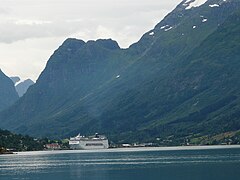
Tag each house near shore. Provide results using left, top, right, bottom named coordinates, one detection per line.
left=45, top=143, right=61, bottom=150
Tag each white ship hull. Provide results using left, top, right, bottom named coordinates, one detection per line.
left=69, top=134, right=109, bottom=150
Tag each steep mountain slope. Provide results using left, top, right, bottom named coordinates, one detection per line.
left=0, top=0, right=240, bottom=142
left=0, top=70, right=19, bottom=111
left=10, top=77, right=35, bottom=97
left=129, top=9, right=240, bottom=142
left=0, top=38, right=128, bottom=137
left=15, top=79, right=34, bottom=97
left=49, top=7, right=240, bottom=142
left=10, top=76, right=20, bottom=84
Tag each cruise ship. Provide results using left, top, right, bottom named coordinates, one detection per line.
left=69, top=133, right=109, bottom=150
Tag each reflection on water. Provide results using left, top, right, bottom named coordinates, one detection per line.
left=1, top=146, right=240, bottom=180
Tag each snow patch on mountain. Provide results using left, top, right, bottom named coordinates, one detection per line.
left=209, top=4, right=220, bottom=7
left=164, top=27, right=173, bottom=32
left=149, top=32, right=154, bottom=36
left=160, top=25, right=169, bottom=30
left=184, top=0, right=208, bottom=10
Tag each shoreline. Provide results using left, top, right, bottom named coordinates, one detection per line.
left=5, top=144, right=240, bottom=156
left=0, top=152, right=13, bottom=155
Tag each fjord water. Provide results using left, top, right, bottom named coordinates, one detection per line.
left=1, top=146, right=240, bottom=180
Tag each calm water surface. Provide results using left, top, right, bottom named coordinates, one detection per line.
left=1, top=146, right=240, bottom=180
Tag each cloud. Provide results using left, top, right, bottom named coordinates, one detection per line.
left=0, top=0, right=182, bottom=80
left=15, top=19, right=52, bottom=25
left=0, top=19, right=75, bottom=43
left=0, top=7, right=10, bottom=15
left=0, top=0, right=181, bottom=44
left=0, top=37, right=65, bottom=80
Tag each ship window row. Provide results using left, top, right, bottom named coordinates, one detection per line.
left=85, top=143, right=104, bottom=146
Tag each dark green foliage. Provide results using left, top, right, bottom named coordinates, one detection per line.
left=0, top=129, right=45, bottom=151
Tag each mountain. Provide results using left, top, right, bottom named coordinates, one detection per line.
left=10, top=77, right=35, bottom=97
left=0, top=70, right=19, bottom=112
left=0, top=0, right=240, bottom=144
left=10, top=76, right=20, bottom=84
left=15, top=79, right=35, bottom=97
left=0, top=38, right=125, bottom=138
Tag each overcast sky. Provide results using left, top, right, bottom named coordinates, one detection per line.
left=0, top=0, right=182, bottom=81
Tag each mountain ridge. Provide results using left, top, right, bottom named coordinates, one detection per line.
left=0, top=70, right=19, bottom=112
left=0, top=0, right=240, bottom=143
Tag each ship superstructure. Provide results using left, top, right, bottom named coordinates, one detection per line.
left=69, top=133, right=109, bottom=150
